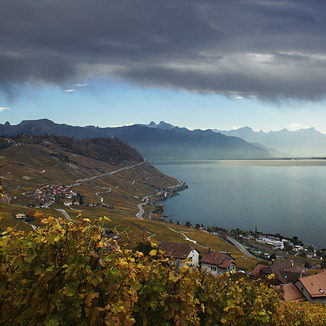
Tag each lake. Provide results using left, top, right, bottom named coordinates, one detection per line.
left=154, top=160, right=326, bottom=249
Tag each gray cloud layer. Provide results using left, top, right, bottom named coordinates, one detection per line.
left=1, top=0, right=326, bottom=101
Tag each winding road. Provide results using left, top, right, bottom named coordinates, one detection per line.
left=226, top=235, right=256, bottom=257
left=167, top=226, right=256, bottom=258
left=136, top=196, right=151, bottom=219
left=167, top=226, right=209, bottom=249
left=55, top=208, right=74, bottom=221
left=72, top=161, right=145, bottom=185
left=95, top=188, right=111, bottom=203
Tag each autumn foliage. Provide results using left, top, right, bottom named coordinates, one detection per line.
left=1, top=217, right=326, bottom=325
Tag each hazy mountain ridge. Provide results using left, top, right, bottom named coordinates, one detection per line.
left=0, top=119, right=271, bottom=160
left=215, top=126, right=326, bottom=157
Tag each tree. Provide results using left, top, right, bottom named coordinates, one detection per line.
left=307, top=245, right=314, bottom=252
left=185, top=221, right=192, bottom=227
left=269, top=253, right=276, bottom=261
left=292, top=236, right=299, bottom=245
left=284, top=241, right=293, bottom=251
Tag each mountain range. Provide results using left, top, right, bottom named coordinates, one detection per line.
left=2, top=119, right=326, bottom=159
left=215, top=126, right=326, bottom=157
left=0, top=119, right=271, bottom=160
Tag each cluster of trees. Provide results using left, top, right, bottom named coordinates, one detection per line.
left=0, top=137, right=11, bottom=149
left=1, top=217, right=326, bottom=325
left=1, top=134, right=143, bottom=165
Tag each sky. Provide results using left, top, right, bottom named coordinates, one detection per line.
left=1, top=0, right=326, bottom=133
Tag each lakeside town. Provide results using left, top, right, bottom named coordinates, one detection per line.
left=16, top=180, right=326, bottom=270
left=10, top=177, right=326, bottom=306
left=164, top=219, right=326, bottom=270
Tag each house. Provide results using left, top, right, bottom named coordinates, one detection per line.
left=278, top=283, right=307, bottom=302
left=252, top=259, right=309, bottom=284
left=158, top=242, right=200, bottom=267
left=200, top=250, right=236, bottom=275
left=251, top=264, right=268, bottom=277
left=256, top=236, right=285, bottom=249
left=15, top=213, right=26, bottom=219
left=294, top=269, right=326, bottom=303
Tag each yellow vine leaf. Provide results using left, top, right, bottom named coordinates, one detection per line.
left=85, top=292, right=99, bottom=307
left=149, top=249, right=157, bottom=257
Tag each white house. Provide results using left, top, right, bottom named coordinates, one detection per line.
left=15, top=214, right=26, bottom=219
left=200, top=250, right=236, bottom=275
left=158, top=242, right=200, bottom=267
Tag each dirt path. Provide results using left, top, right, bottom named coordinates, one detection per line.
left=72, top=161, right=145, bottom=185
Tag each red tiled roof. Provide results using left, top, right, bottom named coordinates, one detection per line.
left=158, top=242, right=197, bottom=259
left=280, top=283, right=307, bottom=302
left=200, top=251, right=234, bottom=269
left=260, top=259, right=308, bottom=284
left=287, top=265, right=307, bottom=274
left=297, top=269, right=326, bottom=298
left=251, top=264, right=268, bottom=277
left=219, top=259, right=233, bottom=269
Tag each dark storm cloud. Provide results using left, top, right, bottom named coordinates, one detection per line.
left=1, top=0, right=326, bottom=101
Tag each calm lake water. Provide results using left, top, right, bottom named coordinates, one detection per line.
left=154, top=160, right=326, bottom=249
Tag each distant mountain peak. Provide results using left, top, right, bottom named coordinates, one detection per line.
left=20, top=118, right=55, bottom=126
left=147, top=121, right=176, bottom=130
left=157, top=121, right=175, bottom=130
left=295, top=127, right=318, bottom=134
left=236, top=126, right=253, bottom=131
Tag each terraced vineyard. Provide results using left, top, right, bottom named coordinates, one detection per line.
left=0, top=135, right=258, bottom=271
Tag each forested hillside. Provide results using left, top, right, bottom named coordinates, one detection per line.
left=1, top=134, right=143, bottom=165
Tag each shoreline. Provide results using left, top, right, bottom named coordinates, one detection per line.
left=153, top=160, right=326, bottom=250
left=155, top=183, right=325, bottom=266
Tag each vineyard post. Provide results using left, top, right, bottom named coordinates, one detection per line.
left=225, top=276, right=230, bottom=301
left=176, top=259, right=180, bottom=274
left=95, top=247, right=103, bottom=293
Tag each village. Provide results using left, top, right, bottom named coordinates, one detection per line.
left=234, top=232, right=326, bottom=266
left=157, top=241, right=326, bottom=304
left=26, top=185, right=78, bottom=204
left=164, top=219, right=326, bottom=267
